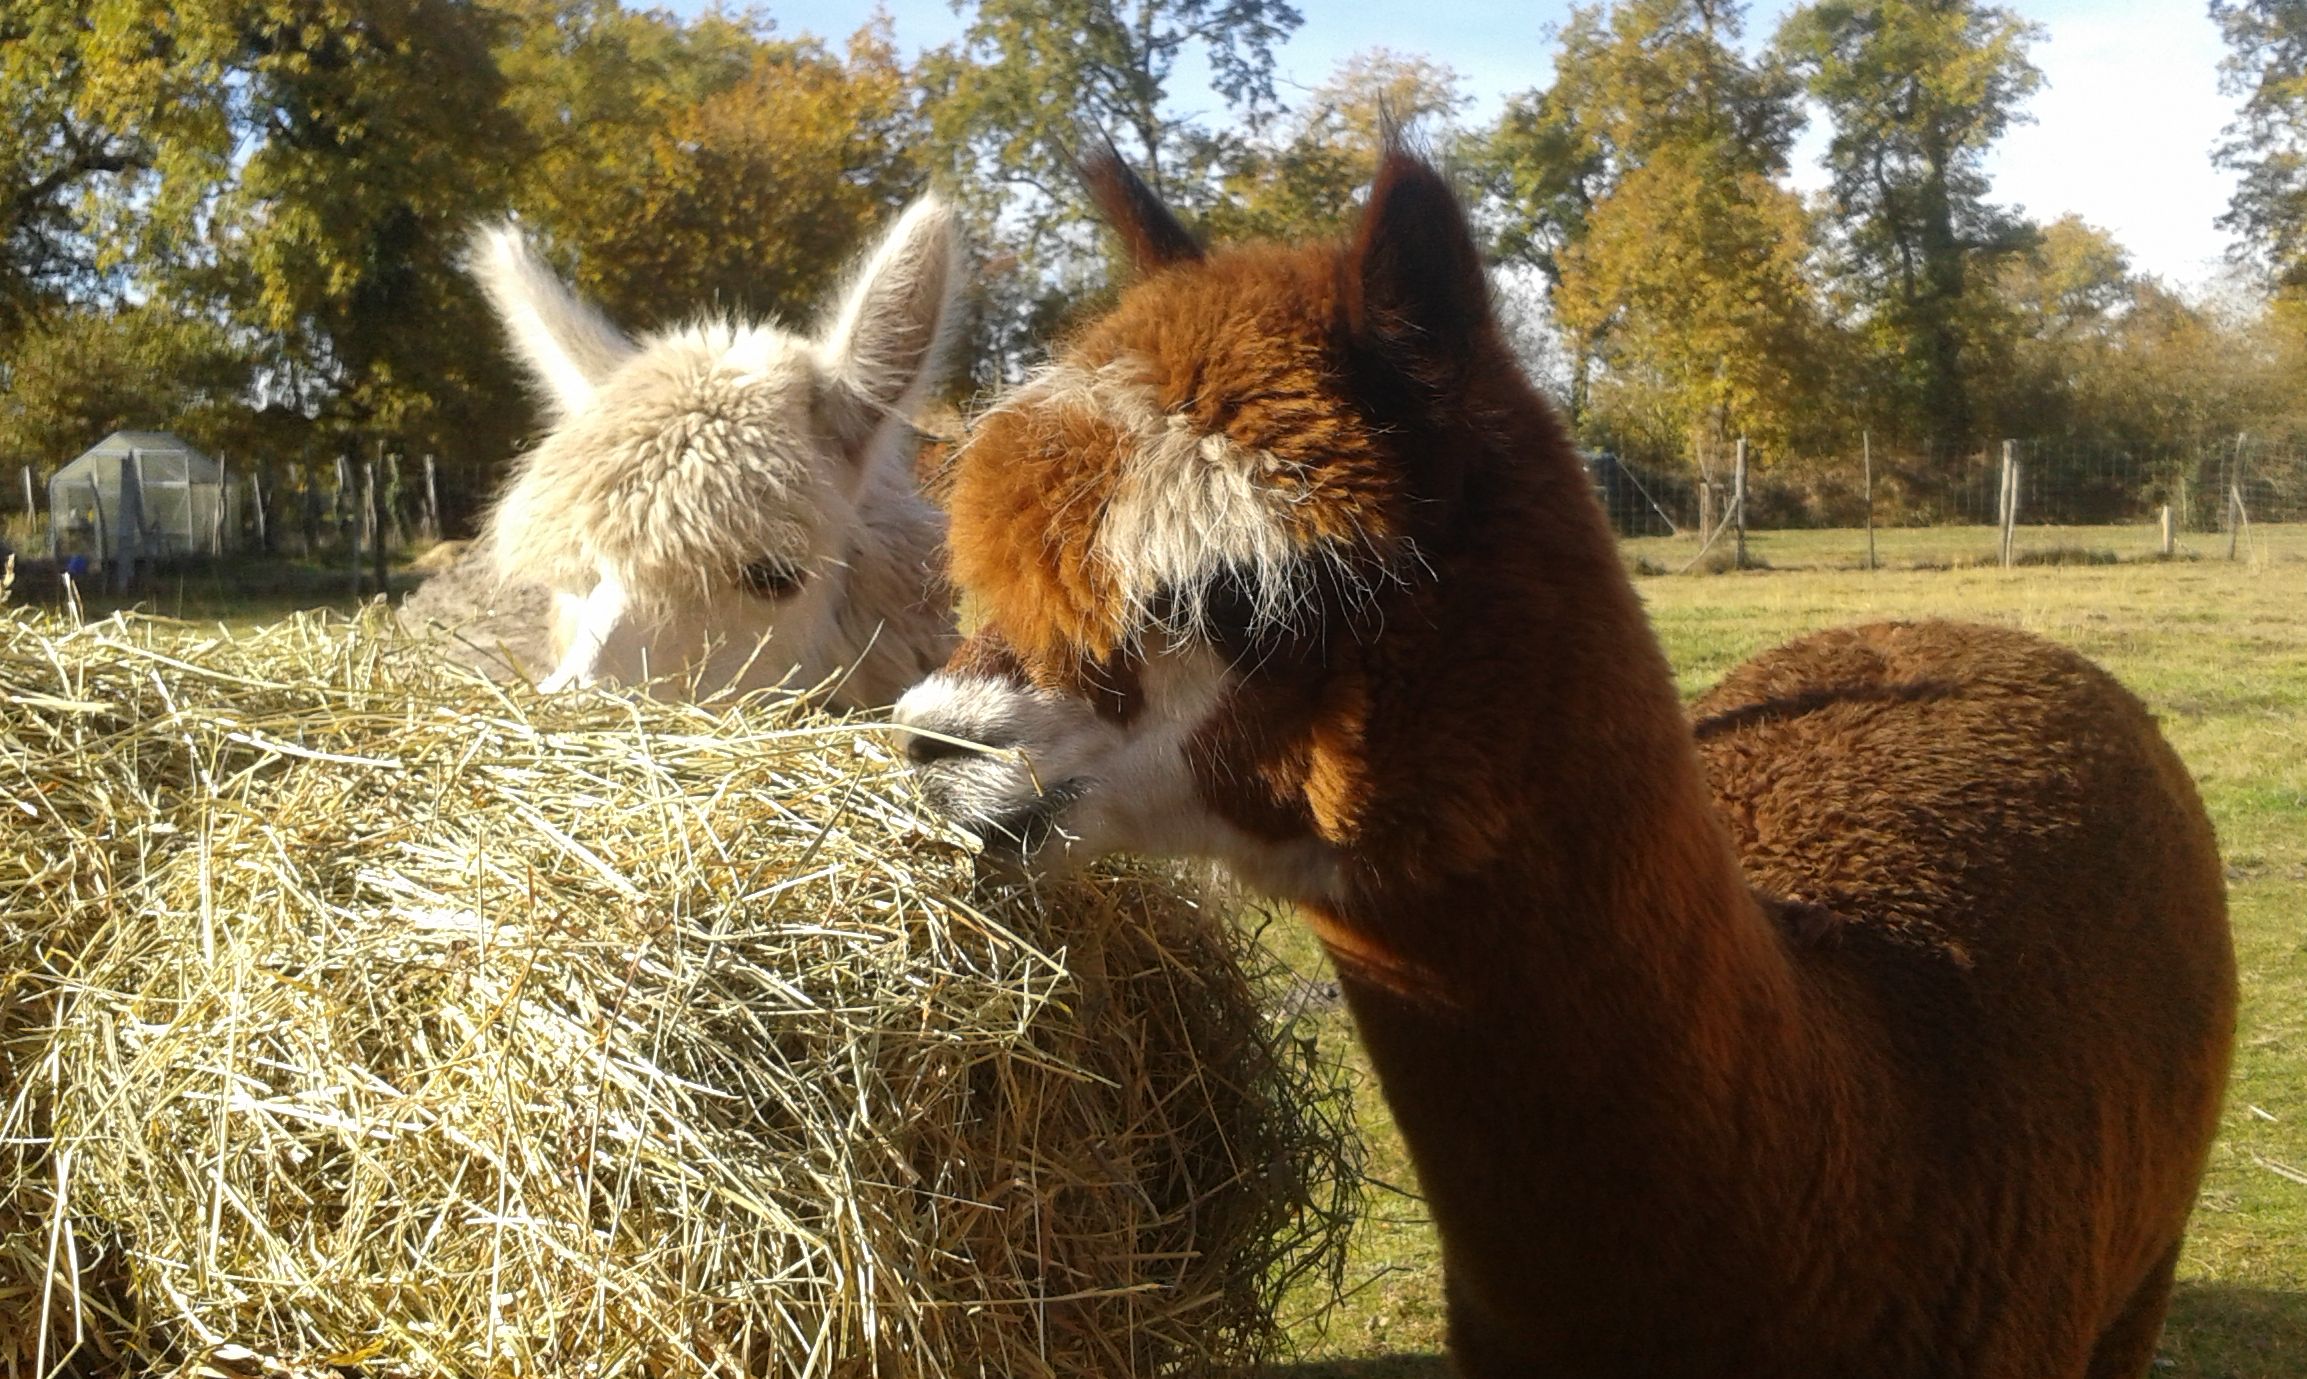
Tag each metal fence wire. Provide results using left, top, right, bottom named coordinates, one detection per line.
left=1590, top=436, right=2307, bottom=570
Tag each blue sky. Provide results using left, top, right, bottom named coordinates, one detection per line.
left=651, top=0, right=2245, bottom=290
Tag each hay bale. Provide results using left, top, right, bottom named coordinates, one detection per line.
left=0, top=605, right=1358, bottom=1379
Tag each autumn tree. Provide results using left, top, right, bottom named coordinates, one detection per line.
left=1486, top=1, right=1829, bottom=465
left=918, top=0, right=1302, bottom=376
left=1778, top=0, right=2041, bottom=449
left=2213, top=1, right=2307, bottom=286
left=1205, top=49, right=1470, bottom=244
left=0, top=306, right=250, bottom=475
left=0, top=4, right=157, bottom=339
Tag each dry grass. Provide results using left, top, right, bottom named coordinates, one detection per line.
left=0, top=600, right=1358, bottom=1379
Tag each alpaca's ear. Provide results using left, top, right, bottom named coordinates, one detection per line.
left=1075, top=146, right=1203, bottom=273
left=816, top=195, right=964, bottom=457
left=466, top=223, right=634, bottom=422
left=1346, top=149, right=1491, bottom=359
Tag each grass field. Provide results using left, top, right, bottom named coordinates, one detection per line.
left=1621, top=519, right=2307, bottom=572
left=1270, top=555, right=2307, bottom=1378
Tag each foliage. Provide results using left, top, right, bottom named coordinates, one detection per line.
left=0, top=306, right=249, bottom=469
left=1777, top=0, right=2043, bottom=448
left=1205, top=49, right=1470, bottom=245
left=1505, top=1, right=1832, bottom=462
left=496, top=4, right=924, bottom=334
left=918, top=0, right=1302, bottom=377
left=0, top=2, right=158, bottom=339
left=2215, top=0, right=2307, bottom=288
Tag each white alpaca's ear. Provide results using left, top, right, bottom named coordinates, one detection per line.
left=467, top=222, right=635, bottom=422
left=815, top=195, right=963, bottom=455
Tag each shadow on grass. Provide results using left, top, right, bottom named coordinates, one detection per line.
left=1259, top=1285, right=2307, bottom=1379
left=2161, top=1282, right=2307, bottom=1379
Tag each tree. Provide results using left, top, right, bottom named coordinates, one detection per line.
left=1206, top=48, right=1470, bottom=243
left=918, top=0, right=1303, bottom=376
left=0, top=306, right=249, bottom=470
left=1489, top=1, right=1829, bottom=461
left=2214, top=1, right=2307, bottom=288
left=1778, top=0, right=2042, bottom=448
left=0, top=2, right=172, bottom=338
left=492, top=2, right=924, bottom=332
left=559, top=27, right=926, bottom=332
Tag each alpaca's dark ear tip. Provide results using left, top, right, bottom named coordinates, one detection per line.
left=1075, top=143, right=1205, bottom=274
left=1351, top=151, right=1491, bottom=352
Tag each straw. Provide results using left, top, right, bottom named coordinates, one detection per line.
left=0, top=603, right=1358, bottom=1379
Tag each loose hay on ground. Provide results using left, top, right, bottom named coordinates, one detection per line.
left=0, top=604, right=1359, bottom=1379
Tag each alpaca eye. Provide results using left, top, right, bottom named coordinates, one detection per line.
left=740, top=558, right=807, bottom=600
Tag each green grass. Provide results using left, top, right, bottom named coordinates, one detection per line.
left=1268, top=556, right=2307, bottom=1378
left=6, top=553, right=425, bottom=631
left=1621, top=519, right=2307, bottom=573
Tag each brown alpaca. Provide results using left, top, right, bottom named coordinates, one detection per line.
left=889, top=148, right=2236, bottom=1378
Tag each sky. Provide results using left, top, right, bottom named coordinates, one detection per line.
left=653, top=0, right=2248, bottom=291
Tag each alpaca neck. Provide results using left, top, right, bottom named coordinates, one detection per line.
left=1306, top=448, right=1836, bottom=1301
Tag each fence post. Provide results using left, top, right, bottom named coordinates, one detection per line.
left=20, top=464, right=32, bottom=518
left=385, top=448, right=408, bottom=549
left=422, top=454, right=441, bottom=544
left=119, top=448, right=147, bottom=594
left=346, top=454, right=362, bottom=596
left=89, top=481, right=107, bottom=584
left=2229, top=484, right=2250, bottom=562
left=1732, top=437, right=1748, bottom=570
left=1862, top=431, right=1876, bottom=571
left=2159, top=504, right=2175, bottom=557
left=251, top=465, right=269, bottom=553
left=368, top=454, right=390, bottom=596
left=1997, top=440, right=2018, bottom=568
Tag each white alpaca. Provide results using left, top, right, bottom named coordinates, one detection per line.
left=429, top=198, right=963, bottom=709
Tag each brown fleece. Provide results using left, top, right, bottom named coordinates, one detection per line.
left=931, top=148, right=2237, bottom=1379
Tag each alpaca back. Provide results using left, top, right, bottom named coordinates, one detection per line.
left=1691, top=619, right=2234, bottom=1369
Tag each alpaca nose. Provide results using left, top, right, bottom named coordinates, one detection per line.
left=901, top=730, right=976, bottom=767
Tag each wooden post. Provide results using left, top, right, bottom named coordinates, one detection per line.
left=1732, top=437, right=1748, bottom=570
left=422, top=454, right=441, bottom=544
left=1698, top=480, right=1716, bottom=542
left=2159, top=504, right=2175, bottom=557
left=385, top=448, right=407, bottom=548
left=1862, top=431, right=1876, bottom=571
left=250, top=466, right=269, bottom=553
left=89, top=481, right=107, bottom=581
left=20, top=464, right=32, bottom=517
left=346, top=454, right=362, bottom=595
left=1997, top=440, right=2017, bottom=568
left=367, top=455, right=389, bottom=596
left=213, top=458, right=229, bottom=556
left=2229, top=484, right=2249, bottom=562
left=118, top=449, right=147, bottom=593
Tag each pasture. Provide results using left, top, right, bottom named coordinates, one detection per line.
left=1272, top=547, right=2307, bottom=1378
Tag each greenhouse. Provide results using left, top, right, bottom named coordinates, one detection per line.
left=49, top=430, right=242, bottom=565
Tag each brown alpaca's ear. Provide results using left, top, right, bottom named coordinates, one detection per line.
left=1346, top=150, right=1491, bottom=359
left=1075, top=148, right=1204, bottom=273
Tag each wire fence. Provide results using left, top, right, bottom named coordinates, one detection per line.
left=1591, top=435, right=2307, bottom=571
left=6, top=449, right=447, bottom=597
